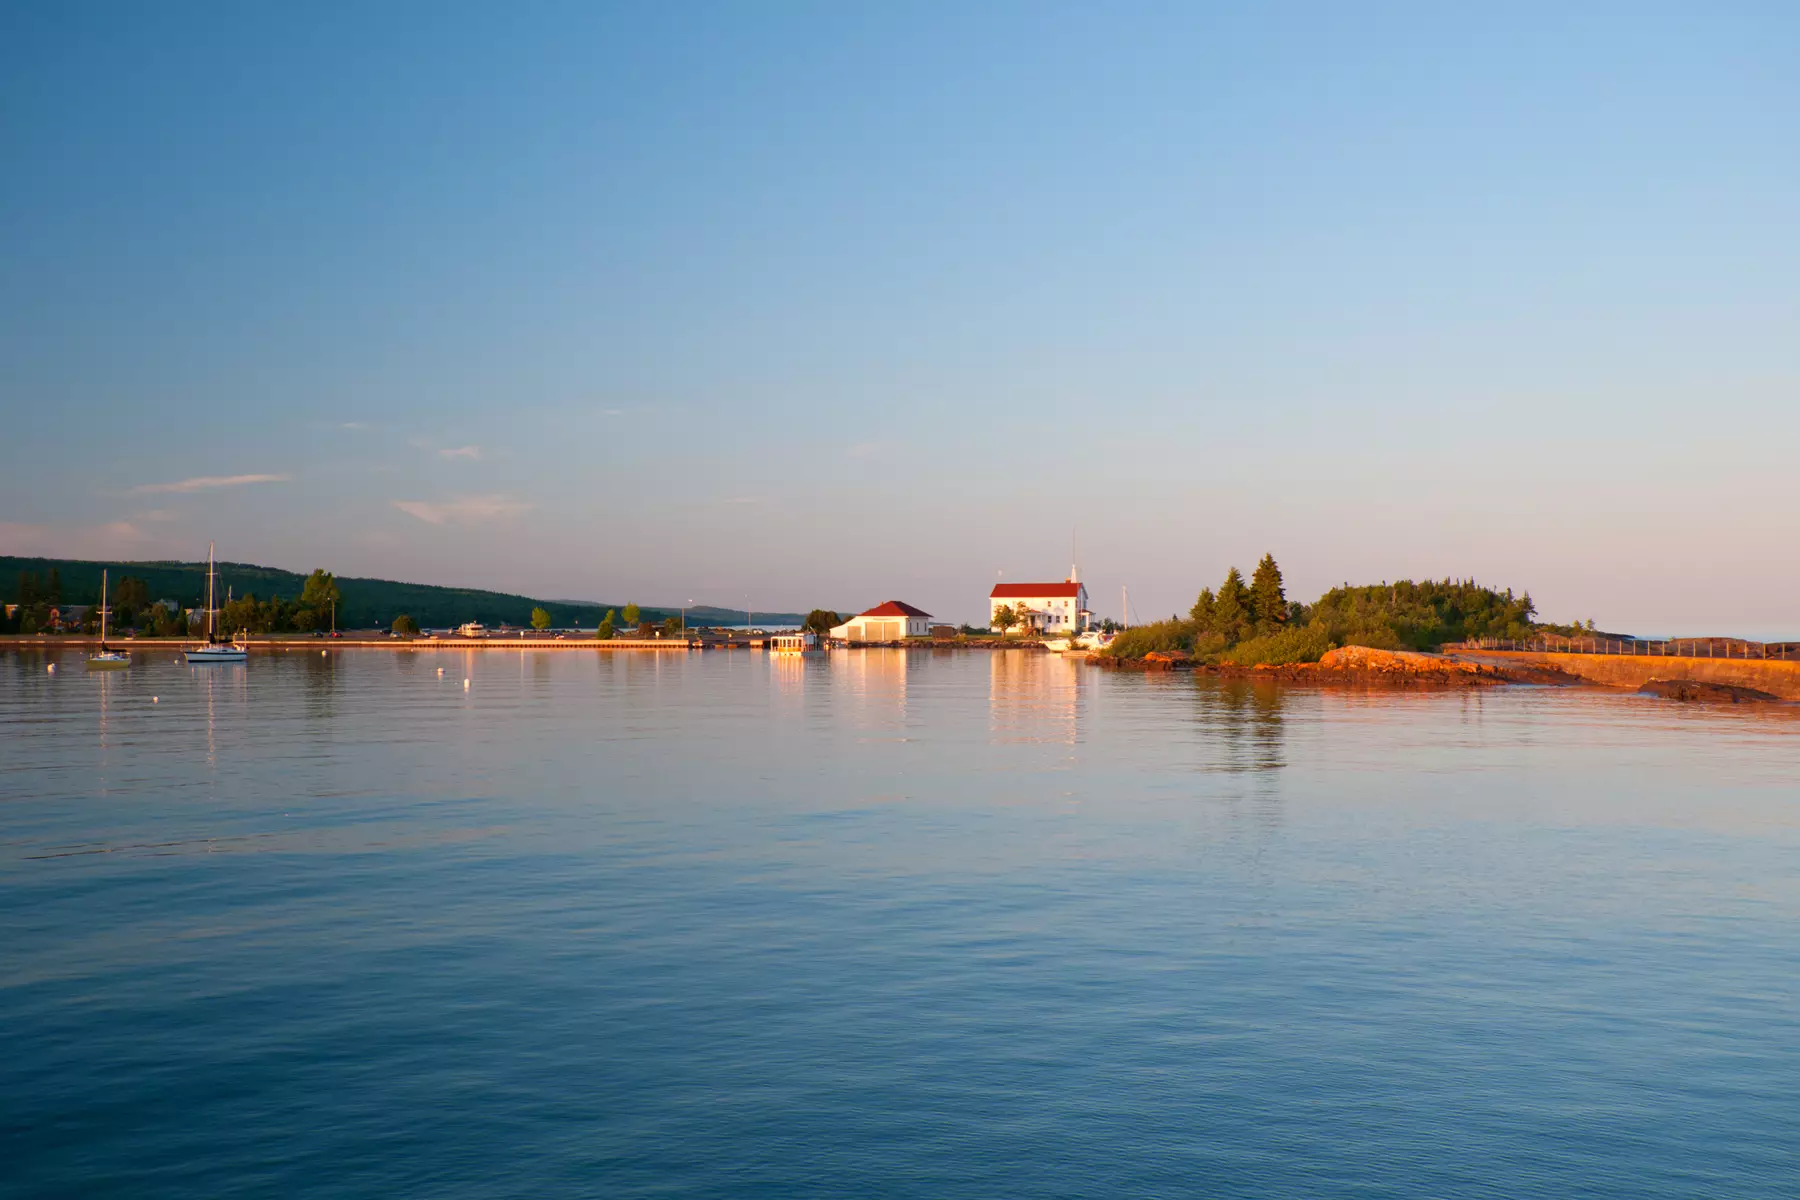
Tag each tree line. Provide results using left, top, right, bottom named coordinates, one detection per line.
left=3, top=566, right=348, bottom=637
left=1105, top=554, right=1542, bottom=664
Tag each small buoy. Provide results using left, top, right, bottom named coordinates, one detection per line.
left=463, top=678, right=470, bottom=690
left=437, top=667, right=444, bottom=676
left=152, top=696, right=159, bottom=703
left=47, top=663, right=55, bottom=673
left=321, top=650, right=328, bottom=657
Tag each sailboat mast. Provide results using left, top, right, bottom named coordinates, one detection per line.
left=100, top=569, right=108, bottom=646
left=1122, top=585, right=1128, bottom=631
left=207, top=542, right=216, bottom=641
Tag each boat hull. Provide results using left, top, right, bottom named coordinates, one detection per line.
left=86, top=654, right=130, bottom=670
left=185, top=647, right=247, bottom=664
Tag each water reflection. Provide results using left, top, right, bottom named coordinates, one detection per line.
left=300, top=649, right=337, bottom=724
left=989, top=650, right=1084, bottom=744
left=1192, top=678, right=1287, bottom=774
left=769, top=651, right=810, bottom=699
left=834, top=648, right=909, bottom=731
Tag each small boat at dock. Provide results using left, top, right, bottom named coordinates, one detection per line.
left=768, top=631, right=823, bottom=655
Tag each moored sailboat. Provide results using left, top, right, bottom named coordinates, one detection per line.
left=86, top=569, right=130, bottom=669
left=185, top=543, right=248, bottom=664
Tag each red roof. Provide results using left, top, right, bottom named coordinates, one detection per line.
left=858, top=600, right=932, bottom=618
left=990, top=581, right=1081, bottom=599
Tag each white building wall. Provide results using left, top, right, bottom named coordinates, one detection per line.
left=991, top=586, right=1089, bottom=632
left=832, top=615, right=924, bottom=642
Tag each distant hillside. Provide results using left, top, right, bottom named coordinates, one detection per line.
left=0, top=556, right=805, bottom=629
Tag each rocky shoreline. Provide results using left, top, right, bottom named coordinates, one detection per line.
left=1098, top=645, right=1584, bottom=690
left=1094, top=644, right=1800, bottom=704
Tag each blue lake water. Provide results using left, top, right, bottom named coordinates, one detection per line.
left=3, top=646, right=1798, bottom=1197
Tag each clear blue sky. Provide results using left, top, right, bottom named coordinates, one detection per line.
left=4, top=2, right=1796, bottom=634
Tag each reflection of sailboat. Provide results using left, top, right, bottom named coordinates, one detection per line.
left=185, top=542, right=247, bottom=664
left=87, top=569, right=130, bottom=669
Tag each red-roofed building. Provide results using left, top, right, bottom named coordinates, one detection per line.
left=990, top=569, right=1090, bottom=634
left=829, top=600, right=933, bottom=642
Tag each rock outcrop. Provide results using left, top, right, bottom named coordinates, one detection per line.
left=1095, top=643, right=1582, bottom=688
left=1142, top=650, right=1193, bottom=669
left=1637, top=679, right=1780, bottom=704
left=1315, top=646, right=1495, bottom=677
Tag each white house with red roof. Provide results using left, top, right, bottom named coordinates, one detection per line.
left=829, top=600, right=933, bottom=642
left=990, top=568, right=1090, bottom=634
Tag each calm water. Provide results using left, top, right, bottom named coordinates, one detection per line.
left=3, top=647, right=1798, bottom=1198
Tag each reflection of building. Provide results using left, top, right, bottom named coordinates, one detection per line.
left=989, top=649, right=1083, bottom=744
left=835, top=648, right=910, bottom=728
left=831, top=601, right=932, bottom=642
left=990, top=569, right=1090, bottom=634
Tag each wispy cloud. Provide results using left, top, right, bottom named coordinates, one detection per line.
left=392, top=494, right=534, bottom=525
left=340, top=421, right=372, bottom=431
left=438, top=444, right=483, bottom=460
left=133, top=473, right=289, bottom=495
left=601, top=408, right=625, bottom=417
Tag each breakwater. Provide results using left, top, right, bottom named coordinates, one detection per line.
left=1466, top=649, right=1800, bottom=701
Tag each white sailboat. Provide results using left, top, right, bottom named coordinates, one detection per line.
left=185, top=543, right=247, bottom=664
left=86, top=569, right=130, bottom=669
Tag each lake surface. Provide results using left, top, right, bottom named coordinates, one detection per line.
left=3, top=646, right=1798, bottom=1198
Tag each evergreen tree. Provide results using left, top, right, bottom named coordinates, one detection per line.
left=1189, top=587, right=1217, bottom=625
left=1249, top=554, right=1287, bottom=629
left=18, top=572, right=39, bottom=608
left=46, top=567, right=62, bottom=604
left=1212, top=568, right=1250, bottom=641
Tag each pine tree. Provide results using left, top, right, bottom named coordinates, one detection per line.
left=46, top=567, right=62, bottom=605
left=1212, top=568, right=1250, bottom=642
left=1189, top=588, right=1217, bottom=625
left=1250, top=553, right=1287, bottom=629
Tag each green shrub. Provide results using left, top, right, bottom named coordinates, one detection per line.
left=1103, top=619, right=1196, bottom=659
left=1220, top=623, right=1336, bottom=666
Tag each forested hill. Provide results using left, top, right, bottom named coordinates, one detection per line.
left=0, top=557, right=804, bottom=629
